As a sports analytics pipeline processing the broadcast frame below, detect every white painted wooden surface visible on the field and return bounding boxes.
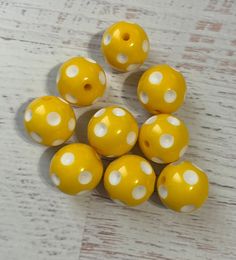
[0,0,236,259]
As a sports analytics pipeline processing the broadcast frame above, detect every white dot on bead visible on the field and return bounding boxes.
[24,109,32,122]
[51,174,60,186]
[180,205,195,213]
[132,185,147,200]
[52,139,64,146]
[94,108,106,118]
[167,116,180,126]
[126,64,140,71]
[85,57,96,63]
[139,91,149,104]
[56,68,61,84]
[164,89,177,103]
[112,108,126,117]
[78,171,92,185]
[47,112,61,126]
[158,185,168,199]
[117,53,128,64]
[109,170,122,186]
[103,34,111,45]
[68,118,76,131]
[94,123,107,137]
[149,71,163,85]
[30,132,42,143]
[140,161,152,175]
[60,152,75,166]
[66,65,79,78]
[142,40,149,53]
[99,71,106,85]
[179,145,188,158]
[65,94,77,104]
[183,170,199,185]
[151,157,165,164]
[126,131,136,145]
[159,134,174,148]
[145,115,157,125]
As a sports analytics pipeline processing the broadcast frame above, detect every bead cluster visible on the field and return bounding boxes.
[23,21,209,213]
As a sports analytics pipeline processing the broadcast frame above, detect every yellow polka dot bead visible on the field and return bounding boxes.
[157,161,209,213]
[87,106,138,157]
[139,114,189,164]
[57,57,107,106]
[50,143,103,195]
[24,96,76,146]
[101,21,149,72]
[137,64,186,114]
[104,155,156,206]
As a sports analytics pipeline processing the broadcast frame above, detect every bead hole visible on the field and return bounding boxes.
[122,33,130,41]
[84,84,92,91]
[144,140,150,147]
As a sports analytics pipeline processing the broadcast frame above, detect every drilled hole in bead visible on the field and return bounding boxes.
[144,140,150,147]
[84,84,92,91]
[122,33,130,41]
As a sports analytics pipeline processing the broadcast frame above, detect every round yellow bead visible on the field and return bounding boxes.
[101,21,149,72]
[57,56,107,106]
[157,161,209,213]
[139,114,189,164]
[87,106,138,157]
[104,155,156,206]
[137,64,186,114]
[50,143,103,195]
[24,96,76,146]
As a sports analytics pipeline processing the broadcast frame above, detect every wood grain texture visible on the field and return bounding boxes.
[0,0,236,259]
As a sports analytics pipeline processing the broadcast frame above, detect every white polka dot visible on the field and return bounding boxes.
[142,40,149,53]
[24,109,32,122]
[126,64,140,71]
[132,185,147,200]
[94,108,106,118]
[167,116,180,126]
[140,161,152,175]
[106,155,116,158]
[51,174,60,186]
[126,131,136,145]
[58,97,68,104]
[183,170,199,185]
[139,91,149,104]
[112,199,126,206]
[151,157,165,164]
[160,134,174,148]
[30,132,42,143]
[76,190,91,196]
[179,145,188,158]
[68,118,76,131]
[85,57,96,63]
[149,71,163,84]
[56,68,61,84]
[94,123,107,137]
[164,89,177,103]
[66,65,79,78]
[158,185,168,199]
[117,53,128,64]
[180,205,195,213]
[103,34,111,45]
[99,71,106,85]
[52,139,64,146]
[65,93,77,104]
[60,152,75,166]
[78,171,92,185]
[145,115,157,125]
[109,170,122,186]
[112,108,126,117]
[47,112,61,126]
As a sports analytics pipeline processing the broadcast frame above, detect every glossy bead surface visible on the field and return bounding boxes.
[101,21,149,72]
[137,64,186,114]
[24,96,76,146]
[157,161,209,213]
[139,114,189,164]
[50,143,103,195]
[104,155,156,206]
[57,57,107,106]
[87,106,138,157]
